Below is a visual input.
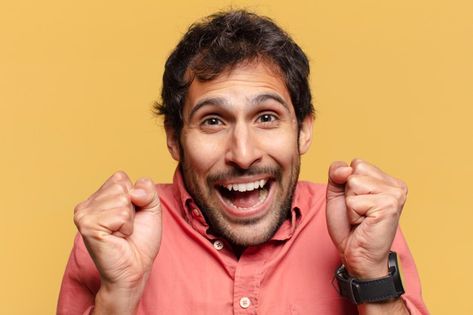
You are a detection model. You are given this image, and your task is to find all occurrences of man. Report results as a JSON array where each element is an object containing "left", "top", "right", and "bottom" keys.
[{"left": 58, "top": 10, "right": 428, "bottom": 314}]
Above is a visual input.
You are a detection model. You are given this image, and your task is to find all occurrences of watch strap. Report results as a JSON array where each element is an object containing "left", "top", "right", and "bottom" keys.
[{"left": 336, "top": 251, "right": 405, "bottom": 304}]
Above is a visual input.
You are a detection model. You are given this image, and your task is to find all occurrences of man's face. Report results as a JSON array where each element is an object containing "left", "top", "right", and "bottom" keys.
[{"left": 167, "top": 61, "right": 313, "bottom": 246}]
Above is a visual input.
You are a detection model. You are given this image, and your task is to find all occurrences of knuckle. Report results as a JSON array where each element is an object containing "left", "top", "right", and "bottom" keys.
[
  {"left": 350, "top": 158, "right": 363, "bottom": 168},
  {"left": 391, "top": 188, "right": 403, "bottom": 201},
  {"left": 386, "top": 207, "right": 399, "bottom": 219},
  {"left": 73, "top": 213, "right": 80, "bottom": 227},
  {"left": 111, "top": 183, "right": 127, "bottom": 194},
  {"left": 399, "top": 180, "right": 408, "bottom": 195},
  {"left": 345, "top": 195, "right": 356, "bottom": 207},
  {"left": 348, "top": 208, "right": 363, "bottom": 225},
  {"left": 351, "top": 158, "right": 363, "bottom": 164},
  {"left": 118, "top": 208, "right": 132, "bottom": 220},
  {"left": 346, "top": 175, "right": 360, "bottom": 188},
  {"left": 118, "top": 180, "right": 133, "bottom": 191},
  {"left": 136, "top": 177, "right": 148, "bottom": 184},
  {"left": 90, "top": 230, "right": 106, "bottom": 242},
  {"left": 384, "top": 195, "right": 399, "bottom": 210},
  {"left": 74, "top": 213, "right": 90, "bottom": 232},
  {"left": 116, "top": 194, "right": 130, "bottom": 206},
  {"left": 393, "top": 185, "right": 408, "bottom": 204},
  {"left": 74, "top": 202, "right": 85, "bottom": 214},
  {"left": 355, "top": 162, "right": 366, "bottom": 173},
  {"left": 113, "top": 171, "right": 133, "bottom": 186},
  {"left": 113, "top": 170, "right": 127, "bottom": 180}
]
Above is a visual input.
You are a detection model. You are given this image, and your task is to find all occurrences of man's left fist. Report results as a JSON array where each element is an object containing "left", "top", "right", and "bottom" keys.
[{"left": 326, "top": 159, "right": 408, "bottom": 279}]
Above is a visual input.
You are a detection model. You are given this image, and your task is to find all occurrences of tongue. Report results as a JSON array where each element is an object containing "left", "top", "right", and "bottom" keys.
[{"left": 228, "top": 190, "right": 261, "bottom": 208}]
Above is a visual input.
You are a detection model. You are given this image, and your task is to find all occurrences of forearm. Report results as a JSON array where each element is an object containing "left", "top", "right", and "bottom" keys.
[{"left": 357, "top": 298, "right": 410, "bottom": 315}]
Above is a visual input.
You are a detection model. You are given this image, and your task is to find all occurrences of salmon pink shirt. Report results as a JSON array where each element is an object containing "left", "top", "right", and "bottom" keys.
[{"left": 58, "top": 170, "right": 428, "bottom": 314}]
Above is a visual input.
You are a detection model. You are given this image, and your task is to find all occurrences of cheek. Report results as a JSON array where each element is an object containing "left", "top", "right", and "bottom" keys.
[
  {"left": 182, "top": 134, "right": 226, "bottom": 171},
  {"left": 258, "top": 130, "right": 299, "bottom": 162}
]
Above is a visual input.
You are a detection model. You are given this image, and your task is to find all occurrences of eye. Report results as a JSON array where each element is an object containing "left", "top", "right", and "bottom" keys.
[
  {"left": 199, "top": 116, "right": 225, "bottom": 132},
  {"left": 202, "top": 117, "right": 222, "bottom": 126},
  {"left": 256, "top": 113, "right": 279, "bottom": 125}
]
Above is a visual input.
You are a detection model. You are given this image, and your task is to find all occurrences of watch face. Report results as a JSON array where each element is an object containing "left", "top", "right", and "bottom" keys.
[
  {"left": 389, "top": 252, "right": 405, "bottom": 294},
  {"left": 395, "top": 252, "right": 406, "bottom": 291}
]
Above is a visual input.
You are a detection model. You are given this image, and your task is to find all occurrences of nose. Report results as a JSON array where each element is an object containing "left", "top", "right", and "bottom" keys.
[{"left": 224, "top": 122, "right": 263, "bottom": 169}]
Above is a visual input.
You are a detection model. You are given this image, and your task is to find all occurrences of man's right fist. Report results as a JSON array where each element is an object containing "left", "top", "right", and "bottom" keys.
[{"left": 73, "top": 171, "right": 162, "bottom": 292}]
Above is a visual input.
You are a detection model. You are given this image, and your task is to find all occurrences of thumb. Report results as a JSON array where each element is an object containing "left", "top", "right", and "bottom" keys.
[
  {"left": 326, "top": 161, "right": 352, "bottom": 251},
  {"left": 129, "top": 178, "right": 161, "bottom": 214},
  {"left": 327, "top": 161, "right": 352, "bottom": 200}
]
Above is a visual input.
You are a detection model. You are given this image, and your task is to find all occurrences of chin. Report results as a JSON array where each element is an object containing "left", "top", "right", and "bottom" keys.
[{"left": 208, "top": 207, "right": 289, "bottom": 247}]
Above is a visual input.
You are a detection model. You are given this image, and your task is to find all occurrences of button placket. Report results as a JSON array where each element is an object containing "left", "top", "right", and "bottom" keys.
[{"left": 232, "top": 244, "right": 273, "bottom": 314}]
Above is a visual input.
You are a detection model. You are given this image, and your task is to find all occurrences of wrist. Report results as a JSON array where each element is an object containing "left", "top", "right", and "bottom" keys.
[
  {"left": 344, "top": 253, "right": 390, "bottom": 279},
  {"left": 346, "top": 260, "right": 389, "bottom": 280},
  {"left": 336, "top": 251, "right": 405, "bottom": 304},
  {"left": 94, "top": 281, "right": 147, "bottom": 315}
]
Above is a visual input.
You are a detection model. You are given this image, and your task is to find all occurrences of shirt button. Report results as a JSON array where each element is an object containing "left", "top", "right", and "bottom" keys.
[
  {"left": 213, "top": 240, "right": 224, "bottom": 250},
  {"left": 239, "top": 296, "right": 251, "bottom": 309}
]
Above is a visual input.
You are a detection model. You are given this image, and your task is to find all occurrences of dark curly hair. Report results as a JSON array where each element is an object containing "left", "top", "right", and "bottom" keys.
[{"left": 155, "top": 10, "right": 314, "bottom": 138}]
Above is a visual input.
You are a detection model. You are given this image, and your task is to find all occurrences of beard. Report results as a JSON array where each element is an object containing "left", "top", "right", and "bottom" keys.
[{"left": 179, "top": 158, "right": 301, "bottom": 247}]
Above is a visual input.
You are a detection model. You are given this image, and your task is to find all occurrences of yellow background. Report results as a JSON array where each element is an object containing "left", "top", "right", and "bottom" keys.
[{"left": 1, "top": 0, "right": 471, "bottom": 313}]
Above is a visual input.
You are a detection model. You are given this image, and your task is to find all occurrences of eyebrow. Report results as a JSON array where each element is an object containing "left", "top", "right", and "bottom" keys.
[
  {"left": 189, "top": 92, "right": 290, "bottom": 119},
  {"left": 251, "top": 93, "right": 289, "bottom": 111},
  {"left": 189, "top": 97, "right": 230, "bottom": 119}
]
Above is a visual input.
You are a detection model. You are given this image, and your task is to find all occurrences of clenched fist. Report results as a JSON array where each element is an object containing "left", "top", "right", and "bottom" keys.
[
  {"left": 326, "top": 159, "right": 408, "bottom": 279},
  {"left": 73, "top": 171, "right": 162, "bottom": 314}
]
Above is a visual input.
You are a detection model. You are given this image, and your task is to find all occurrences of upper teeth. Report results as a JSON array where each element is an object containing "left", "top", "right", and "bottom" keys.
[{"left": 224, "top": 179, "right": 267, "bottom": 192}]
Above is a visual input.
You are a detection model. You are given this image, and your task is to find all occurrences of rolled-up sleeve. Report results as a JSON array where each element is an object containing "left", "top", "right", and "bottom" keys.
[
  {"left": 57, "top": 233, "right": 100, "bottom": 315},
  {"left": 393, "top": 229, "right": 430, "bottom": 314}
]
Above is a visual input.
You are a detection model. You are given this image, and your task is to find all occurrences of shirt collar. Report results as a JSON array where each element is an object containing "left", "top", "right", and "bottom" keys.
[{"left": 172, "top": 167, "right": 305, "bottom": 242}]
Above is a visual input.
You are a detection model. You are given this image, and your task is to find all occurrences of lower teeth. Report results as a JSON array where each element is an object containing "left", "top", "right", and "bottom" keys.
[{"left": 258, "top": 188, "right": 268, "bottom": 203}]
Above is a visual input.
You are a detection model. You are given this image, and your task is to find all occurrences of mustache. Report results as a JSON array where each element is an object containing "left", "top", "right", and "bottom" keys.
[{"left": 207, "top": 166, "right": 282, "bottom": 185}]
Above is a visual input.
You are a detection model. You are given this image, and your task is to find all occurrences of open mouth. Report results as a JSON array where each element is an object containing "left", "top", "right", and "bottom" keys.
[{"left": 217, "top": 178, "right": 271, "bottom": 211}]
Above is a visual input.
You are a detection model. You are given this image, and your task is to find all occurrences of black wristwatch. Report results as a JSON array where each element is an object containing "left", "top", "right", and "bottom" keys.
[{"left": 335, "top": 251, "right": 405, "bottom": 304}]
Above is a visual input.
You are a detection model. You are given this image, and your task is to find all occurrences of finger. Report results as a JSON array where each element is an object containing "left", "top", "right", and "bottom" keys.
[
  {"left": 350, "top": 159, "right": 399, "bottom": 186},
  {"left": 130, "top": 178, "right": 161, "bottom": 214},
  {"left": 75, "top": 206, "right": 135, "bottom": 238},
  {"left": 97, "top": 171, "right": 133, "bottom": 193},
  {"left": 74, "top": 193, "right": 134, "bottom": 226},
  {"left": 90, "top": 193, "right": 133, "bottom": 212},
  {"left": 80, "top": 172, "right": 132, "bottom": 208},
  {"left": 97, "top": 207, "right": 135, "bottom": 237},
  {"left": 345, "top": 194, "right": 402, "bottom": 225},
  {"left": 91, "top": 181, "right": 131, "bottom": 202},
  {"left": 345, "top": 174, "right": 396, "bottom": 196}
]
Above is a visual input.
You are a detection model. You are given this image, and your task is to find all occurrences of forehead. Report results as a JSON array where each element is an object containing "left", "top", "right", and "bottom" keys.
[{"left": 184, "top": 61, "right": 292, "bottom": 111}]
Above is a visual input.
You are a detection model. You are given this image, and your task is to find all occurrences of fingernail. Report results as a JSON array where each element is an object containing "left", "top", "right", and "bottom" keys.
[{"left": 130, "top": 188, "right": 147, "bottom": 198}]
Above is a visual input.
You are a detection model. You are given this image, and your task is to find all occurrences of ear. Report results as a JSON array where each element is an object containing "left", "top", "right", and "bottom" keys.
[
  {"left": 298, "top": 115, "right": 313, "bottom": 155},
  {"left": 165, "top": 126, "right": 181, "bottom": 161}
]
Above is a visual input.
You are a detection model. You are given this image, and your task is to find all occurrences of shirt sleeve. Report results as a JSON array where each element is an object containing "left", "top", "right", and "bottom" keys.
[
  {"left": 392, "top": 228, "right": 430, "bottom": 314},
  {"left": 57, "top": 233, "right": 101, "bottom": 315}
]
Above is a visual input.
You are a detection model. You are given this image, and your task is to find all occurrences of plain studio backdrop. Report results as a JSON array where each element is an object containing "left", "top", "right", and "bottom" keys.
[{"left": 1, "top": 0, "right": 472, "bottom": 314}]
